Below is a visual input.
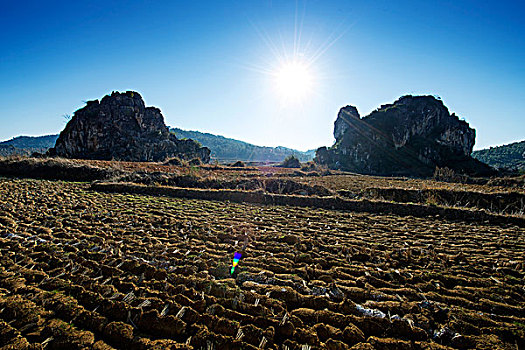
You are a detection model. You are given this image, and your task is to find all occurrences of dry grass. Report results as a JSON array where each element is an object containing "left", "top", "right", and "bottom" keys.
[
  {"left": 0, "top": 177, "right": 524, "bottom": 349},
  {"left": 1, "top": 156, "right": 523, "bottom": 216}
]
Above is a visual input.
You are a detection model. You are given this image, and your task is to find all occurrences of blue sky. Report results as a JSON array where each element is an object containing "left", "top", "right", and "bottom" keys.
[{"left": 1, "top": 0, "right": 523, "bottom": 151}]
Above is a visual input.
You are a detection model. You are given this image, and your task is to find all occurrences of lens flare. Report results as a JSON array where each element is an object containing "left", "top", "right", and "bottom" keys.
[{"left": 231, "top": 251, "right": 242, "bottom": 274}]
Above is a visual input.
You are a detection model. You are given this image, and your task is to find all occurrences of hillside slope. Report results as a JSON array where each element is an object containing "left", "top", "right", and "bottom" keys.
[
  {"left": 1, "top": 130, "right": 315, "bottom": 163},
  {"left": 472, "top": 140, "right": 525, "bottom": 170},
  {"left": 171, "top": 128, "right": 315, "bottom": 163},
  {"left": 0, "top": 135, "right": 58, "bottom": 148},
  {"left": 0, "top": 135, "right": 58, "bottom": 156}
]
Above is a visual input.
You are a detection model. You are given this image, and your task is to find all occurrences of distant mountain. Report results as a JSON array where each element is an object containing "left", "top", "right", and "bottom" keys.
[
  {"left": 170, "top": 128, "right": 315, "bottom": 163},
  {"left": 0, "top": 131, "right": 316, "bottom": 163},
  {"left": 0, "top": 135, "right": 58, "bottom": 156},
  {"left": 472, "top": 140, "right": 525, "bottom": 170}
]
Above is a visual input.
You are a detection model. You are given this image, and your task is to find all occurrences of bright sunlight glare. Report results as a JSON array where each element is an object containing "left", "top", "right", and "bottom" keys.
[
  {"left": 242, "top": 1, "right": 350, "bottom": 107},
  {"left": 274, "top": 61, "right": 313, "bottom": 101}
]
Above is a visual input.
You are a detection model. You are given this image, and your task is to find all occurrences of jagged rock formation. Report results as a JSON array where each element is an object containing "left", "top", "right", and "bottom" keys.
[
  {"left": 333, "top": 105, "right": 359, "bottom": 140},
  {"left": 49, "top": 91, "right": 210, "bottom": 162},
  {"left": 315, "top": 95, "right": 495, "bottom": 176}
]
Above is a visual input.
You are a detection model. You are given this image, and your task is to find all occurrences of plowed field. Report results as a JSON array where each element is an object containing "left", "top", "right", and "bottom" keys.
[{"left": 0, "top": 177, "right": 524, "bottom": 349}]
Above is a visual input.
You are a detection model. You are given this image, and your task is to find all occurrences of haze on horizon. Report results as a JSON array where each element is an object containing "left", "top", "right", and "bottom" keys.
[{"left": 1, "top": 0, "right": 524, "bottom": 152}]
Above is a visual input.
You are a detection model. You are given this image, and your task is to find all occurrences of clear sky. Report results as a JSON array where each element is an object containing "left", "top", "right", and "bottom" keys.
[{"left": 1, "top": 0, "right": 524, "bottom": 151}]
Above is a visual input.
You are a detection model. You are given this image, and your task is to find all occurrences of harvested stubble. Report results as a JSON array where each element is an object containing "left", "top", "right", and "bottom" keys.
[
  {"left": 0, "top": 177, "right": 524, "bottom": 350},
  {"left": 91, "top": 182, "right": 525, "bottom": 227}
]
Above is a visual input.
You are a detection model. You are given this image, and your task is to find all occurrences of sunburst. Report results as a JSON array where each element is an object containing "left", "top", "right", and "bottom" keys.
[
  {"left": 273, "top": 60, "right": 313, "bottom": 101},
  {"left": 239, "top": 3, "right": 350, "bottom": 106}
]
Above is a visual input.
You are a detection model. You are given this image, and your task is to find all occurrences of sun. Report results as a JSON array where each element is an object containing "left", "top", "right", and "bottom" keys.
[{"left": 274, "top": 60, "right": 313, "bottom": 101}]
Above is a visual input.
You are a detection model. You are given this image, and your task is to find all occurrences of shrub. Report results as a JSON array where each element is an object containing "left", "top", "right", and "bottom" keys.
[
  {"left": 278, "top": 155, "right": 301, "bottom": 168},
  {"left": 164, "top": 157, "right": 182, "bottom": 166},
  {"left": 433, "top": 167, "right": 467, "bottom": 183},
  {"left": 301, "top": 161, "right": 317, "bottom": 171},
  {"left": 188, "top": 158, "right": 202, "bottom": 166}
]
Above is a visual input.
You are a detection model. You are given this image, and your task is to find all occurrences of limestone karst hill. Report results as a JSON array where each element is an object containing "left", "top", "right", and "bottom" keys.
[
  {"left": 315, "top": 95, "right": 496, "bottom": 177},
  {"left": 48, "top": 91, "right": 210, "bottom": 162}
]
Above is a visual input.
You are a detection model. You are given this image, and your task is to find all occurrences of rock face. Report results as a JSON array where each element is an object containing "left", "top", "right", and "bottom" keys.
[
  {"left": 315, "top": 95, "right": 494, "bottom": 176},
  {"left": 333, "top": 105, "right": 360, "bottom": 140},
  {"left": 50, "top": 91, "right": 210, "bottom": 162}
]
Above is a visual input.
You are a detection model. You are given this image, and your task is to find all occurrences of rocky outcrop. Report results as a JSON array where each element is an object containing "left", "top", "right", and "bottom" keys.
[
  {"left": 315, "top": 95, "right": 495, "bottom": 177},
  {"left": 49, "top": 91, "right": 210, "bottom": 162},
  {"left": 333, "top": 105, "right": 360, "bottom": 140}
]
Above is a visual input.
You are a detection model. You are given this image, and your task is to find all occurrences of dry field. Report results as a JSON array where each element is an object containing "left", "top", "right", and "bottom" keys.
[
  {"left": 0, "top": 161, "right": 524, "bottom": 349},
  {"left": 1, "top": 157, "right": 523, "bottom": 216}
]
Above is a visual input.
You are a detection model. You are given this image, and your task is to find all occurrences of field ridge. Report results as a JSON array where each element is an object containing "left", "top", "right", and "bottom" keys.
[{"left": 91, "top": 182, "right": 525, "bottom": 227}]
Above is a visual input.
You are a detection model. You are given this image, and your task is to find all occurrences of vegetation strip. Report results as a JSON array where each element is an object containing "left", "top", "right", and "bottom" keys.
[
  {"left": 91, "top": 182, "right": 525, "bottom": 227},
  {"left": 353, "top": 187, "right": 525, "bottom": 215},
  {"left": 0, "top": 157, "right": 120, "bottom": 182}
]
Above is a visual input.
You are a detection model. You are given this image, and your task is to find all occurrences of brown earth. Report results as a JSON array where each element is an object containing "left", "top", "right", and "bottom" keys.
[{"left": 0, "top": 172, "right": 524, "bottom": 349}]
